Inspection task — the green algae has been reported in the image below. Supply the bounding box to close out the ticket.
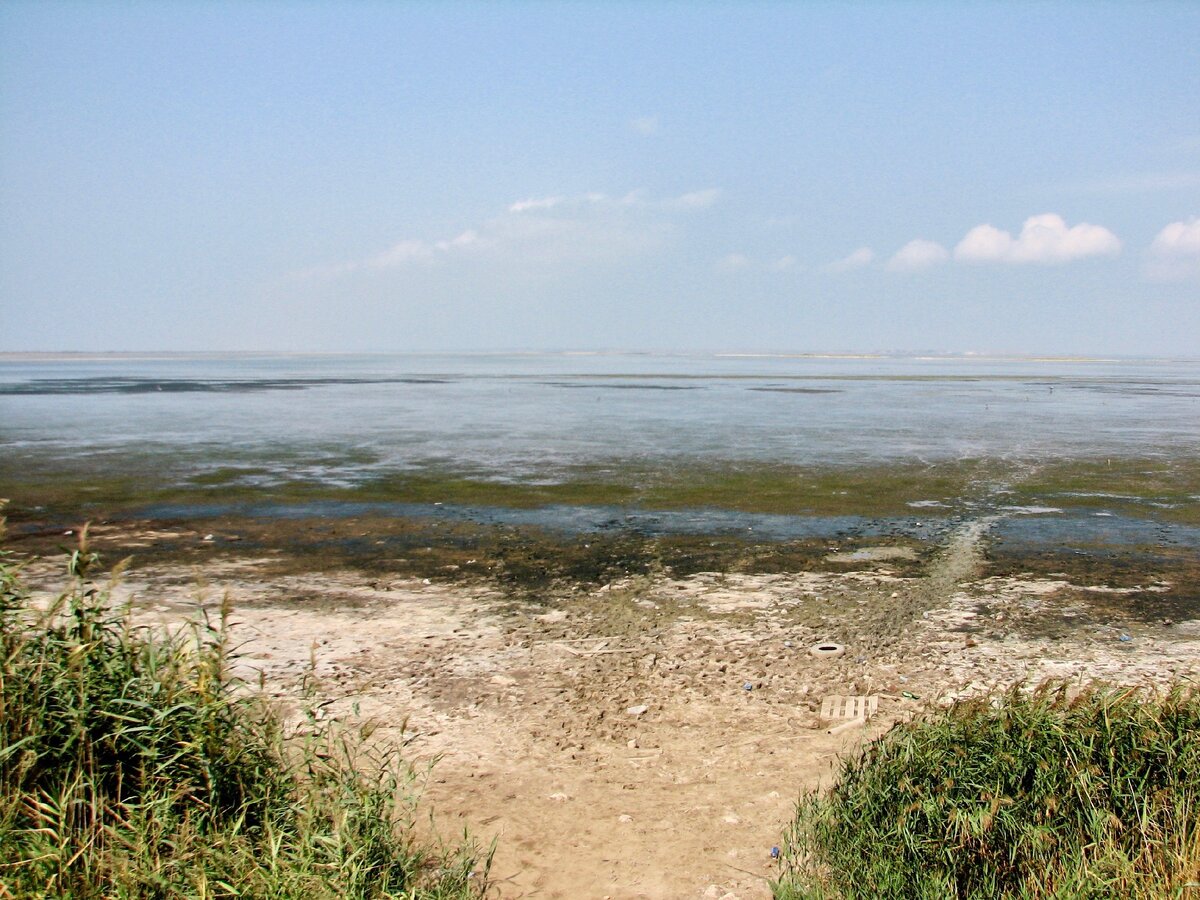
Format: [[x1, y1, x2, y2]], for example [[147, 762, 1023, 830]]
[[1003, 457, 1200, 525], [1, 455, 1000, 520]]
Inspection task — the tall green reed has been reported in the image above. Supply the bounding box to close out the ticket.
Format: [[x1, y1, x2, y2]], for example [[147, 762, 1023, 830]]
[[0, 513, 489, 899], [775, 682, 1200, 899]]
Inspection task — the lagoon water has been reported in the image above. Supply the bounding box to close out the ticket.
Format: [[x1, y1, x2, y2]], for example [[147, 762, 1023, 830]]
[[2, 353, 1199, 487]]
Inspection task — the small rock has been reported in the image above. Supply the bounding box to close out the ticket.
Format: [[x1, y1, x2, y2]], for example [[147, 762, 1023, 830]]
[[618, 814, 633, 823], [626, 704, 649, 716], [548, 792, 569, 802]]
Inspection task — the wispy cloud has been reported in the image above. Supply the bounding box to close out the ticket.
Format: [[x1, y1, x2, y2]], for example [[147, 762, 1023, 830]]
[[826, 247, 874, 272], [294, 188, 721, 281], [629, 115, 660, 136], [954, 213, 1120, 265], [886, 239, 949, 272], [1145, 217, 1200, 282], [508, 196, 566, 213], [673, 188, 721, 209]]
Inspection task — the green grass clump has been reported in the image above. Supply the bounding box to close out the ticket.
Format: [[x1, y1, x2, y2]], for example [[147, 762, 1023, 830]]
[[775, 684, 1200, 899], [0, 524, 488, 899]]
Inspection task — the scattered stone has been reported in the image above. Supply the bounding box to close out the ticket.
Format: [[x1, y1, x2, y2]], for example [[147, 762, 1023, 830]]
[[626, 704, 649, 716]]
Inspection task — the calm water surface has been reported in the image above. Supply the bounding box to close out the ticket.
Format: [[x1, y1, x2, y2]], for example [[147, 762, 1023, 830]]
[[2, 353, 1198, 486]]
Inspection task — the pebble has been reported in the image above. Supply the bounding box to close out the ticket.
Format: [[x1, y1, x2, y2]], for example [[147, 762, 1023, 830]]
[[626, 704, 649, 716]]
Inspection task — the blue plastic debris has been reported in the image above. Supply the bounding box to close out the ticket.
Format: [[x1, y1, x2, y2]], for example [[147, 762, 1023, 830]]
[[1119, 634, 1133, 642], [770, 846, 781, 859], [743, 682, 754, 691]]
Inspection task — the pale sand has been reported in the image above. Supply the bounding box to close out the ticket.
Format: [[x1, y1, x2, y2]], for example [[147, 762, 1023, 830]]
[[18, 520, 1199, 899]]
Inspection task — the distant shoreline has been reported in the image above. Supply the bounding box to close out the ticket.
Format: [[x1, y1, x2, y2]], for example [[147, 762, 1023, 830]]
[[2, 349, 1196, 364]]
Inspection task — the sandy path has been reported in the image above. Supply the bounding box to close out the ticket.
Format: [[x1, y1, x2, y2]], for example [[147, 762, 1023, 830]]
[[19, 518, 1200, 898]]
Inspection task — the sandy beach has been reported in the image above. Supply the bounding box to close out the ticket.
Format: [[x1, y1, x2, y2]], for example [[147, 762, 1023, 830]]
[[14, 512, 1199, 899]]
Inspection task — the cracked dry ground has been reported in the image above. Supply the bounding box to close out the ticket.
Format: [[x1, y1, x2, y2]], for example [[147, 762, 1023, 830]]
[[21, 519, 1200, 900]]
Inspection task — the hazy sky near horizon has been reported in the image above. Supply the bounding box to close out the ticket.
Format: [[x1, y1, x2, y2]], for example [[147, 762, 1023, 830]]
[[1, 2, 1198, 355]]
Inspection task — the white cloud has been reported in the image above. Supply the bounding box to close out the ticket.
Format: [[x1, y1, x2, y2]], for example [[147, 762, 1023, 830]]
[[673, 188, 721, 210], [826, 247, 874, 272], [433, 229, 479, 252], [770, 254, 798, 272], [954, 213, 1121, 264], [886, 239, 949, 272], [369, 239, 436, 269], [294, 188, 720, 281], [509, 196, 565, 213], [629, 115, 659, 135], [1145, 217, 1200, 281]]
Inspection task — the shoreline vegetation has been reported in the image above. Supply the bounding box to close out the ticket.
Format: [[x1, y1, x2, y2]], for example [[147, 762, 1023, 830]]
[[776, 684, 1200, 899], [0, 521, 490, 899]]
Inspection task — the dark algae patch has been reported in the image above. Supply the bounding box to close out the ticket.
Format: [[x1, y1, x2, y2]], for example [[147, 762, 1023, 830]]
[[3, 454, 1196, 602], [3, 512, 927, 599]]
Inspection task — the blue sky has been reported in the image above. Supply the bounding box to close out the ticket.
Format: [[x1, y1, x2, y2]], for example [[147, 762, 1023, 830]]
[[1, 1, 1197, 355]]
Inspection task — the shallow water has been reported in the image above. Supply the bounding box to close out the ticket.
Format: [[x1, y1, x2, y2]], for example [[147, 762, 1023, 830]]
[[3, 353, 1198, 487]]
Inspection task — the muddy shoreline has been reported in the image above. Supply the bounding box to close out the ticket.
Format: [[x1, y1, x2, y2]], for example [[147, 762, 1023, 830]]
[[13, 511, 1200, 899], [6, 475, 1200, 898]]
